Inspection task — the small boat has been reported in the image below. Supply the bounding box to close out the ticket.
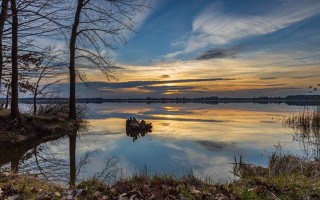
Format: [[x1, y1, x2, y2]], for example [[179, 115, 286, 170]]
[[126, 117, 152, 131]]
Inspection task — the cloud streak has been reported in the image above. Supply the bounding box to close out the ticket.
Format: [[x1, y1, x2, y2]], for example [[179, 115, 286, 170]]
[[89, 78, 236, 90], [166, 0, 320, 58], [195, 48, 238, 60], [138, 85, 195, 94]]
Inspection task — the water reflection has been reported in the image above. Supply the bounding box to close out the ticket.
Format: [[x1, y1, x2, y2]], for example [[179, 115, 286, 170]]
[[0, 130, 81, 186], [2, 102, 317, 183], [0, 133, 69, 182], [126, 118, 152, 142], [82, 103, 305, 180], [69, 133, 77, 186]]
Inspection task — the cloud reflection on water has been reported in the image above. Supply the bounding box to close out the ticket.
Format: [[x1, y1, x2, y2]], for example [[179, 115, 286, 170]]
[[1, 102, 306, 183], [72, 102, 303, 181]]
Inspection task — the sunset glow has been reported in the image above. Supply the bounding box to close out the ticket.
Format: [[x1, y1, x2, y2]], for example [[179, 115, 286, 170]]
[[66, 0, 320, 99]]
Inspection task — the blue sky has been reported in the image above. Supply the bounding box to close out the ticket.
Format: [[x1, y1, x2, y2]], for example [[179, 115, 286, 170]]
[[115, 0, 320, 65], [14, 0, 320, 98], [116, 0, 211, 65]]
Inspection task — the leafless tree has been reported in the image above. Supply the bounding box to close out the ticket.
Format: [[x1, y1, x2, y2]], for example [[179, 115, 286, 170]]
[[65, 0, 150, 119], [10, 0, 19, 118], [2, 0, 150, 120], [0, 0, 9, 89], [0, 0, 68, 118], [19, 52, 64, 115]]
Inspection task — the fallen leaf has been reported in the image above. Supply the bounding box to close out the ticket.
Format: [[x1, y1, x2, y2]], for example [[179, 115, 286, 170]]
[[7, 195, 20, 200]]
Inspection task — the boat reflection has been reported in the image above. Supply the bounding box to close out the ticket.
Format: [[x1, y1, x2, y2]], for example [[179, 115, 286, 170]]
[[126, 118, 152, 142]]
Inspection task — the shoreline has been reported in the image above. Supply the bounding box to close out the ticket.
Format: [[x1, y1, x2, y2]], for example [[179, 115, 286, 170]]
[[1, 153, 319, 199], [0, 109, 78, 149], [12, 99, 320, 107]]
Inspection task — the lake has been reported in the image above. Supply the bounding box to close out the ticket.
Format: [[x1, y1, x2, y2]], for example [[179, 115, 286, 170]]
[[0, 102, 315, 184]]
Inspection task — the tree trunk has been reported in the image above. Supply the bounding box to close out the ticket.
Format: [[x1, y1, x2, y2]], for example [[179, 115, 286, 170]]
[[10, 0, 19, 119], [10, 157, 19, 175], [33, 94, 37, 115], [69, 133, 76, 186], [68, 0, 84, 120], [5, 85, 9, 109], [0, 0, 8, 89]]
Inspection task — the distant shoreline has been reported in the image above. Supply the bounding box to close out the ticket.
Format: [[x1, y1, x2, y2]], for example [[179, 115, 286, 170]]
[[1, 95, 318, 106]]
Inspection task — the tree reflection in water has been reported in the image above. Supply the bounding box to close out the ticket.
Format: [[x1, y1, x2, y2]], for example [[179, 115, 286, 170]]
[[69, 132, 76, 186], [0, 129, 88, 186], [0, 127, 122, 186], [0, 132, 69, 182]]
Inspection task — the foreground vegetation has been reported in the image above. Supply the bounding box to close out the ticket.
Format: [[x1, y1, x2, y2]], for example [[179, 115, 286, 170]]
[[285, 106, 320, 136], [1, 151, 320, 200], [284, 106, 320, 158]]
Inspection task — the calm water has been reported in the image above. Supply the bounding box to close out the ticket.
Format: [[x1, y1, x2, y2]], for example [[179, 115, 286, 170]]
[[0, 103, 314, 184]]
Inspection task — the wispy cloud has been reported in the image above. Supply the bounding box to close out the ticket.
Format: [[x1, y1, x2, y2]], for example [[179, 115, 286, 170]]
[[166, 0, 320, 58], [195, 47, 238, 60], [86, 78, 236, 90], [260, 77, 278, 80], [138, 85, 195, 94]]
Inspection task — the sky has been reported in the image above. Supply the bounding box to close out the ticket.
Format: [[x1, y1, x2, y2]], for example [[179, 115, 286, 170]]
[[52, 0, 320, 98]]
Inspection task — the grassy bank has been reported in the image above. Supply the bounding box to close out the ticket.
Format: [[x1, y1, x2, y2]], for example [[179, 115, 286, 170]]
[[0, 108, 79, 148], [77, 152, 320, 199], [1, 152, 320, 200]]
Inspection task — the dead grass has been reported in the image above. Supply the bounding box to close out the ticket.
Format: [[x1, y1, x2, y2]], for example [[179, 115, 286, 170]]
[[285, 106, 320, 136], [77, 175, 236, 200], [233, 148, 320, 199], [0, 175, 62, 199], [1, 155, 320, 200]]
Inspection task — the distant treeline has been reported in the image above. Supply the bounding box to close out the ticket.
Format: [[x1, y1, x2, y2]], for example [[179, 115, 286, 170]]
[[3, 95, 319, 106]]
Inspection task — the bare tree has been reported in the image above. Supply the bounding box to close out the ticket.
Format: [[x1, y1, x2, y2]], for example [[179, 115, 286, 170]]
[[32, 72, 60, 115], [65, 0, 150, 119], [15, 51, 63, 115], [0, 0, 67, 118], [0, 0, 9, 89], [15, 0, 69, 111], [0, 51, 63, 113], [2, 0, 150, 120], [0, 71, 11, 109], [10, 0, 20, 119]]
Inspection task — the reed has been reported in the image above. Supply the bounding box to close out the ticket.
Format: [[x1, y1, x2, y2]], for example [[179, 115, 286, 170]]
[[285, 106, 320, 158], [285, 106, 320, 135]]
